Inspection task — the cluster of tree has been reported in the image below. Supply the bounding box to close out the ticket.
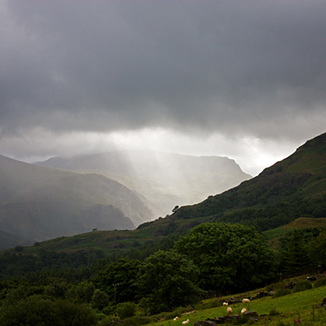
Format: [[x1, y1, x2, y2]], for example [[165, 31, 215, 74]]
[[0, 234, 179, 281], [0, 280, 98, 325], [278, 228, 326, 275], [93, 223, 277, 314], [0, 222, 326, 324]]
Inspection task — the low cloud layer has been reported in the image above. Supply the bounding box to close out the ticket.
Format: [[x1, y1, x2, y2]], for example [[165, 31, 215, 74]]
[[1, 0, 325, 175]]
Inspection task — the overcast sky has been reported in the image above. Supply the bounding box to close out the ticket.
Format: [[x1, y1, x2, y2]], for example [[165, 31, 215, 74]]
[[1, 0, 325, 175]]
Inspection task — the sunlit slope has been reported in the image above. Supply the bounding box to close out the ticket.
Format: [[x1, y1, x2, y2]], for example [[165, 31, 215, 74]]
[[3, 132, 325, 252], [38, 150, 251, 218], [171, 132, 326, 230], [0, 155, 152, 248]]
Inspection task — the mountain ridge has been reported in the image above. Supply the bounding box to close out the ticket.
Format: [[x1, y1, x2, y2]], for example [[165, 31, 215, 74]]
[[2, 132, 325, 251], [0, 155, 152, 248], [37, 150, 251, 218], [169, 132, 326, 230]]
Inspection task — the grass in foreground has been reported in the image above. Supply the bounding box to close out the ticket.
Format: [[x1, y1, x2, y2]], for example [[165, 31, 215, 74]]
[[142, 283, 326, 326]]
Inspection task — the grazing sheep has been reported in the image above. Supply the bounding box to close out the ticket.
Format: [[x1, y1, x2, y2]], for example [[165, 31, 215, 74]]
[[227, 307, 233, 315], [307, 276, 316, 281], [182, 319, 189, 324], [223, 302, 228, 306], [173, 316, 179, 321], [242, 298, 250, 303], [241, 308, 247, 314]]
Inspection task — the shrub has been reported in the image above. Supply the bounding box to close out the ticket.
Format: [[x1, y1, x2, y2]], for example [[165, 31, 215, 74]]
[[314, 277, 326, 288], [116, 302, 136, 319], [293, 281, 312, 292], [269, 308, 280, 316]]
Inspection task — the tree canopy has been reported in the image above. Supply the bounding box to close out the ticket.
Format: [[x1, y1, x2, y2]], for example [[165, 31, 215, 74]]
[[175, 222, 276, 293], [137, 250, 202, 314]]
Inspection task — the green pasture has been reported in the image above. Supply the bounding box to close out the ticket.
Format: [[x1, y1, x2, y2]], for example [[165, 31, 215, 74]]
[[143, 284, 326, 326]]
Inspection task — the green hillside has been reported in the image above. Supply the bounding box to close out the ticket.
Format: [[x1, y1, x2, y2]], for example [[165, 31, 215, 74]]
[[1, 139, 326, 326], [2, 132, 325, 256], [143, 280, 326, 326], [167, 132, 326, 231]]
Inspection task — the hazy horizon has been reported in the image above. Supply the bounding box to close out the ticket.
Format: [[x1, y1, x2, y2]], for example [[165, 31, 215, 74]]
[[1, 0, 325, 176]]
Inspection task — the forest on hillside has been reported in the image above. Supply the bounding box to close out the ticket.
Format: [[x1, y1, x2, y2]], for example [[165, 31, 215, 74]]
[[0, 222, 325, 325]]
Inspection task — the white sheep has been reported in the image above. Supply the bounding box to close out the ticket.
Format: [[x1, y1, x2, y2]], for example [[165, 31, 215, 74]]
[[241, 308, 247, 314], [173, 316, 179, 321], [182, 319, 189, 324], [223, 302, 228, 306], [227, 307, 233, 315], [242, 298, 250, 303]]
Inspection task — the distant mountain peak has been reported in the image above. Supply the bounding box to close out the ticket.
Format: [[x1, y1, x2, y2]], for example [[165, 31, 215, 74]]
[[38, 150, 251, 218], [0, 155, 152, 249]]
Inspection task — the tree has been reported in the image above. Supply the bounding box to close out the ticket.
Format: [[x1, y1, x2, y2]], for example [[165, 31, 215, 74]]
[[309, 230, 326, 272], [175, 222, 276, 293], [172, 205, 179, 213], [93, 259, 141, 303], [116, 302, 136, 319], [75, 281, 95, 303], [137, 250, 202, 314], [91, 289, 110, 311], [0, 295, 97, 326], [279, 229, 318, 276]]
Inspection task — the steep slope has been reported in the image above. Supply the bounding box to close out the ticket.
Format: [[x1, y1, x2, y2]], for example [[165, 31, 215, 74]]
[[169, 132, 326, 230], [1, 132, 325, 259], [0, 230, 28, 250], [0, 155, 152, 248], [38, 150, 251, 217]]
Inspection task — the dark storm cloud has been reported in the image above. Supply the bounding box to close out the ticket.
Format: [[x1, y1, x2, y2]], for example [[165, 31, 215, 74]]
[[1, 0, 326, 139]]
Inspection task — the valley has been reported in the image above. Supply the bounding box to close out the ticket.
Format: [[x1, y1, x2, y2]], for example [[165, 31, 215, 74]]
[[37, 150, 251, 219], [0, 132, 325, 326]]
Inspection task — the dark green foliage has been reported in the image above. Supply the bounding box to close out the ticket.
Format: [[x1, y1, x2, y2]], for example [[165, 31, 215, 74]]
[[278, 229, 320, 276], [75, 281, 95, 303], [0, 295, 97, 326], [308, 230, 326, 271], [314, 277, 326, 288], [175, 222, 276, 293], [91, 289, 110, 311], [116, 302, 136, 319], [93, 259, 141, 303], [44, 280, 68, 298], [137, 249, 202, 314], [293, 281, 312, 292], [0, 249, 103, 280]]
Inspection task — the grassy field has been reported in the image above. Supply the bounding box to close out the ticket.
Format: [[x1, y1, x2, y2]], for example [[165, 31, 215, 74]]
[[141, 281, 326, 326]]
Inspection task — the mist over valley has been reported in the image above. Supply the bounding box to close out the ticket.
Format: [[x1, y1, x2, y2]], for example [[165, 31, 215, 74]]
[[0, 151, 250, 249], [38, 150, 251, 218]]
